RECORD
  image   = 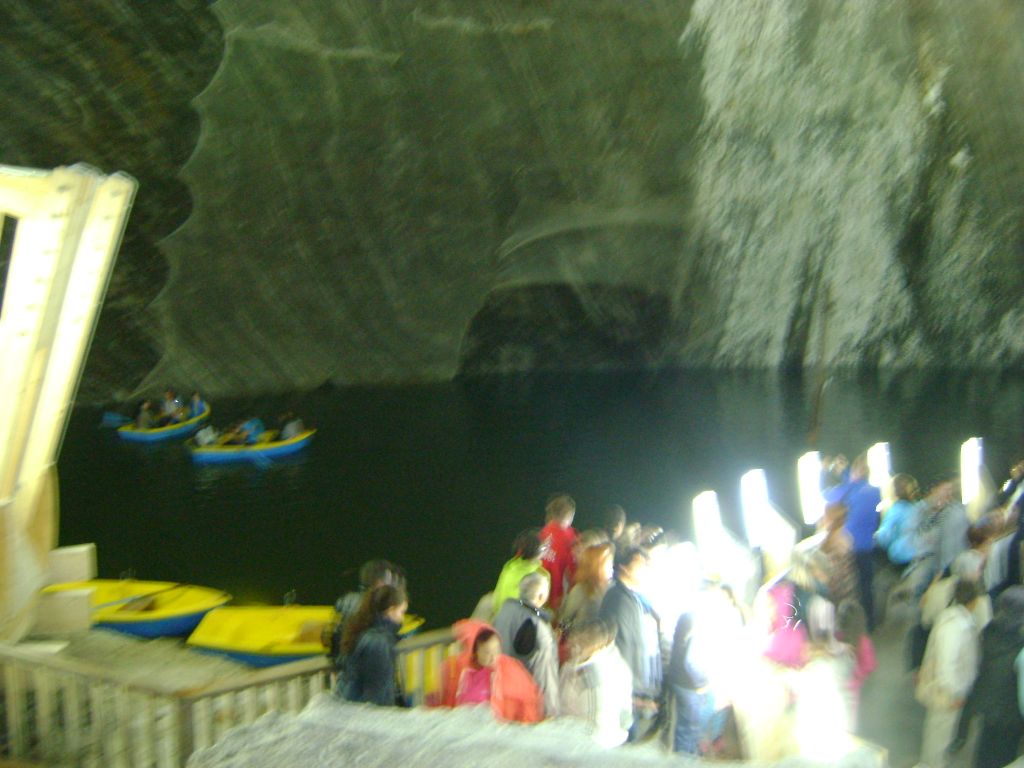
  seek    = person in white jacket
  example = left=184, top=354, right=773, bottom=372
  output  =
left=915, top=578, right=982, bottom=768
left=559, top=619, right=634, bottom=748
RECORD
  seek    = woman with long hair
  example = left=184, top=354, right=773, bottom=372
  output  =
left=559, top=542, right=614, bottom=631
left=337, top=584, right=408, bottom=706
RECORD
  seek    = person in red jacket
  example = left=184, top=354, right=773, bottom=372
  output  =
left=539, top=493, right=578, bottom=610
left=437, top=619, right=544, bottom=723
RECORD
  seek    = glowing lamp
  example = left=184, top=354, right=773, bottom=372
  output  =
left=693, top=490, right=725, bottom=556
left=741, top=468, right=797, bottom=571
left=797, top=452, right=825, bottom=526
left=867, top=442, right=891, bottom=492
left=692, top=491, right=757, bottom=599
left=740, top=469, right=771, bottom=548
left=960, top=437, right=983, bottom=506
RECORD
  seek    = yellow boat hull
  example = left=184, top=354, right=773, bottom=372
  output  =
left=187, top=605, right=424, bottom=667
left=43, top=579, right=231, bottom=638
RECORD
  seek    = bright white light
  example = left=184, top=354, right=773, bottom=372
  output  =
left=798, top=452, right=825, bottom=526
left=693, top=490, right=724, bottom=555
left=646, top=541, right=701, bottom=644
left=793, top=657, right=853, bottom=761
left=961, top=437, right=983, bottom=506
left=742, top=469, right=797, bottom=578
left=867, top=442, right=891, bottom=491
left=691, top=491, right=757, bottom=602
left=741, top=469, right=770, bottom=548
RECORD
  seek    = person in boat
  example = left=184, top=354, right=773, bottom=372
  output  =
left=492, top=571, right=559, bottom=716
left=278, top=411, right=305, bottom=440
left=135, top=399, right=156, bottom=429
left=158, top=388, right=184, bottom=426
left=187, top=391, right=207, bottom=419
left=336, top=583, right=409, bottom=706
left=193, top=425, right=219, bottom=446
left=223, top=416, right=266, bottom=445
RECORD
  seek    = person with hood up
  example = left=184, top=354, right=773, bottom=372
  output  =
left=949, top=585, right=1024, bottom=768
left=492, top=571, right=559, bottom=716
left=437, top=619, right=544, bottom=723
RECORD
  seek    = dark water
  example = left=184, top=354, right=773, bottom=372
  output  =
left=57, top=369, right=1024, bottom=629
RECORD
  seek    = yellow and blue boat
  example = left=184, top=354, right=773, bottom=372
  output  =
left=42, top=579, right=231, bottom=638
left=188, top=428, right=316, bottom=465
left=187, top=605, right=425, bottom=667
left=116, top=404, right=211, bottom=443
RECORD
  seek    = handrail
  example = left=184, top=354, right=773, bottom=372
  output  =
left=0, top=627, right=453, bottom=699
left=0, top=640, right=336, bottom=767
left=0, top=628, right=460, bottom=766
left=175, top=656, right=331, bottom=700
left=0, top=641, right=331, bottom=698
left=396, top=626, right=454, bottom=654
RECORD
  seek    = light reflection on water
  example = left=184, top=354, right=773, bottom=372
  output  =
left=58, top=369, right=1024, bottom=629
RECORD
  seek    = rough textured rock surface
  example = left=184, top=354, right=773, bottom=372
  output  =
left=1, top=0, right=1022, bottom=402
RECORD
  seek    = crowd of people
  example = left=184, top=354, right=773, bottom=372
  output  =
left=328, top=455, right=1024, bottom=764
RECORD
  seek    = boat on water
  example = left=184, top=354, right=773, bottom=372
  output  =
left=42, top=579, right=231, bottom=638
left=187, top=605, right=425, bottom=667
left=187, top=428, right=316, bottom=465
left=116, top=404, right=211, bottom=443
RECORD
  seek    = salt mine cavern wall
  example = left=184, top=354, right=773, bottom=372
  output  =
left=1, top=0, right=1022, bottom=403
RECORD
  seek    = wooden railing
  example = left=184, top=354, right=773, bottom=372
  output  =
left=0, top=627, right=459, bottom=766
left=396, top=627, right=457, bottom=706
left=0, top=644, right=331, bottom=767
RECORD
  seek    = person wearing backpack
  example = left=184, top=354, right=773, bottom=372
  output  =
left=492, top=571, right=559, bottom=716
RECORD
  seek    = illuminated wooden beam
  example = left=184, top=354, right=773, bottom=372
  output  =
left=0, top=164, right=136, bottom=641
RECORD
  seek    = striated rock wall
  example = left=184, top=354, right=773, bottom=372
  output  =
left=1, top=1, right=1022, bottom=402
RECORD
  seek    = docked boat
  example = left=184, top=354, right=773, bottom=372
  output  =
left=187, top=605, right=425, bottom=667
left=116, top=404, right=211, bottom=443
left=187, top=428, right=316, bottom=465
left=42, top=579, right=231, bottom=638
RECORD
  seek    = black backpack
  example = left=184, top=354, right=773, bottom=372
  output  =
left=513, top=617, right=538, bottom=656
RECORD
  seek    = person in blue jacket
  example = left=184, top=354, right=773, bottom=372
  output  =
left=875, top=473, right=923, bottom=566
left=337, top=584, right=409, bottom=706
left=824, top=452, right=882, bottom=630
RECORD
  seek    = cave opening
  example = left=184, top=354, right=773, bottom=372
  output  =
left=457, top=283, right=671, bottom=377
